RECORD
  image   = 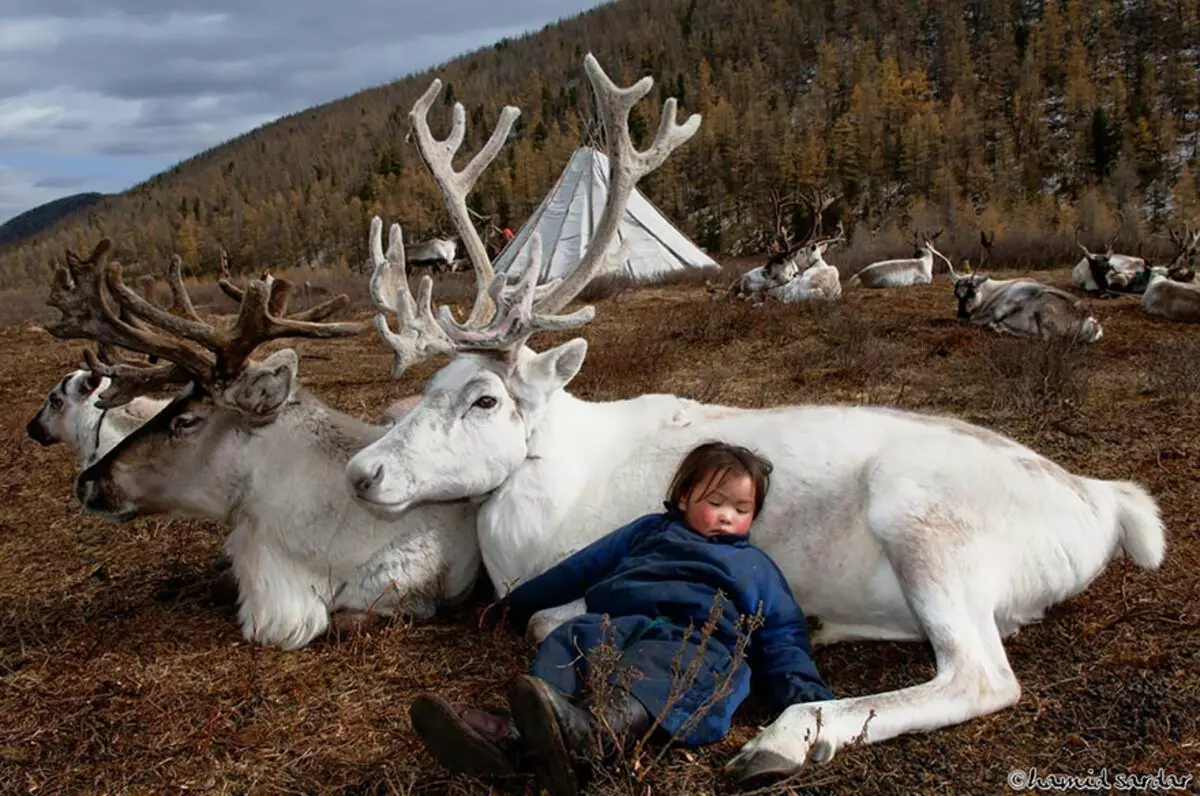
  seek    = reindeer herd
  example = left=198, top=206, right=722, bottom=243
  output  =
left=24, top=54, right=1170, bottom=782
left=733, top=201, right=1200, bottom=342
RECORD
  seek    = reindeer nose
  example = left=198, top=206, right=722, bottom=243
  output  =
left=351, top=463, right=385, bottom=497
left=74, top=476, right=96, bottom=507
left=26, top=416, right=54, bottom=446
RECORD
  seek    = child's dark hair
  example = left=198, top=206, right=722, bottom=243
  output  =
left=667, top=441, right=774, bottom=518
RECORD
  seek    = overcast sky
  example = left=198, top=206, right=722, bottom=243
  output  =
left=0, top=0, right=610, bottom=224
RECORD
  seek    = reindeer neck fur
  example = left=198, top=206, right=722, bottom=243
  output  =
left=227, top=389, right=401, bottom=568
left=478, top=387, right=717, bottom=590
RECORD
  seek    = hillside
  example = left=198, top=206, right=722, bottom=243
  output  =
left=1, top=0, right=1197, bottom=288
left=0, top=193, right=107, bottom=248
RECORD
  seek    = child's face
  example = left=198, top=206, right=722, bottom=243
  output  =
left=679, top=470, right=756, bottom=538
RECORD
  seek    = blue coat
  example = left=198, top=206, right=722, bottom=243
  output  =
left=507, top=509, right=833, bottom=745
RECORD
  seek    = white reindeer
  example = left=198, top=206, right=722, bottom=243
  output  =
left=406, top=236, right=459, bottom=273
left=27, top=368, right=166, bottom=464
left=1071, top=214, right=1147, bottom=294
left=736, top=194, right=844, bottom=304
left=1141, top=265, right=1200, bottom=323
left=767, top=222, right=844, bottom=303
left=344, top=54, right=1165, bottom=779
left=847, top=228, right=946, bottom=288
left=45, top=240, right=480, bottom=650
left=935, top=253, right=1103, bottom=342
left=732, top=251, right=800, bottom=299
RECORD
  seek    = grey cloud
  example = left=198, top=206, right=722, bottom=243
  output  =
left=0, top=0, right=609, bottom=216
left=34, top=175, right=86, bottom=188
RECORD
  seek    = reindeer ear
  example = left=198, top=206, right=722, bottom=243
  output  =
left=221, top=348, right=299, bottom=416
left=519, top=338, right=588, bottom=393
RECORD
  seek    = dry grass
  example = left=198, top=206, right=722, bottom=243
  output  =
left=0, top=262, right=1197, bottom=794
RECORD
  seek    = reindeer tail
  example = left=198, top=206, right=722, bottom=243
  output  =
left=1110, top=480, right=1165, bottom=569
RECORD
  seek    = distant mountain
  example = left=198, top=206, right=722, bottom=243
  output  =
left=0, top=0, right=1196, bottom=288
left=0, top=193, right=107, bottom=247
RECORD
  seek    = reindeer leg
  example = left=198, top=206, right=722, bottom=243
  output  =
left=727, top=509, right=1020, bottom=779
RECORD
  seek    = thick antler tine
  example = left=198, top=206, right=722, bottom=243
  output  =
left=373, top=273, right=455, bottom=378
left=410, top=79, right=519, bottom=324
left=533, top=279, right=562, bottom=302
left=386, top=221, right=407, bottom=269
left=440, top=239, right=595, bottom=349
left=268, top=277, right=294, bottom=317
left=166, top=255, right=202, bottom=322
left=83, top=347, right=193, bottom=408
left=369, top=219, right=414, bottom=317
left=219, top=279, right=245, bottom=302
left=106, top=262, right=225, bottom=351
left=290, top=294, right=350, bottom=322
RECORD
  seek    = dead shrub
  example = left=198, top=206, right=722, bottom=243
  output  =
left=571, top=327, right=679, bottom=398
left=1142, top=337, right=1200, bottom=403
left=668, top=299, right=800, bottom=349
left=979, top=336, right=1089, bottom=422
left=791, top=309, right=898, bottom=397
left=0, top=285, right=56, bottom=327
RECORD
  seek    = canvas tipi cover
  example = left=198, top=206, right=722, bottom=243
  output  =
left=493, top=147, right=717, bottom=284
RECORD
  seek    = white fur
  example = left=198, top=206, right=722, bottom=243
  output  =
left=1140, top=270, right=1200, bottom=323
left=74, top=351, right=479, bottom=650
left=769, top=244, right=842, bottom=302
left=406, top=237, right=458, bottom=271
left=28, top=369, right=166, bottom=463
left=737, top=243, right=841, bottom=303
left=347, top=344, right=1165, bottom=775
left=849, top=242, right=939, bottom=288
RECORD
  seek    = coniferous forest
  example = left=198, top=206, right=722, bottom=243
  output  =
left=1, top=0, right=1197, bottom=288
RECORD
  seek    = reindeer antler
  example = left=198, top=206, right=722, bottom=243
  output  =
left=370, top=53, right=700, bottom=377
left=47, top=240, right=364, bottom=405
left=369, top=218, right=456, bottom=377
left=410, top=79, right=520, bottom=327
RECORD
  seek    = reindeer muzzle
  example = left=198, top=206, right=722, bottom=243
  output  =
left=26, top=413, right=56, bottom=446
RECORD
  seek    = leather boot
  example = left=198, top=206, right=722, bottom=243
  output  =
left=409, top=693, right=521, bottom=778
left=508, top=675, right=653, bottom=796
left=586, top=688, right=654, bottom=761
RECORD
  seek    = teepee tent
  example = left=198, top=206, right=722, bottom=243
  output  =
left=493, top=147, right=718, bottom=284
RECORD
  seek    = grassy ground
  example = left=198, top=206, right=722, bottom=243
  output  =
left=0, top=264, right=1196, bottom=794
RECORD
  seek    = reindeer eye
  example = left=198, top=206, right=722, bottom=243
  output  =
left=170, top=414, right=203, bottom=436
left=50, top=394, right=64, bottom=410
left=472, top=396, right=497, bottom=410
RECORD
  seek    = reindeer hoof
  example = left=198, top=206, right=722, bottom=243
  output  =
left=725, top=749, right=796, bottom=784
left=330, top=609, right=388, bottom=637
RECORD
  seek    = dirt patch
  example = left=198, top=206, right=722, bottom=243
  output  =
left=0, top=267, right=1195, bottom=793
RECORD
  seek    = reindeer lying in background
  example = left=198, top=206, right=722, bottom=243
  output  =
left=406, top=236, right=458, bottom=274
left=734, top=190, right=843, bottom=303
left=935, top=253, right=1103, bottom=342
left=1141, top=225, right=1200, bottom=323
left=848, top=228, right=945, bottom=287
left=767, top=221, right=845, bottom=302
left=1072, top=213, right=1146, bottom=294
left=46, top=239, right=479, bottom=650
left=27, top=368, right=167, bottom=464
